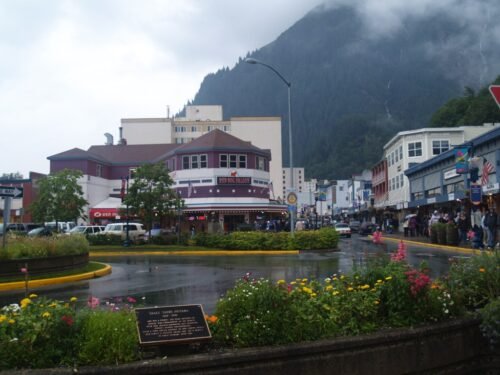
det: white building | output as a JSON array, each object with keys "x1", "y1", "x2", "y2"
[
  {"x1": 282, "y1": 167, "x2": 305, "y2": 198},
  {"x1": 334, "y1": 180, "x2": 350, "y2": 214},
  {"x1": 120, "y1": 105, "x2": 284, "y2": 200},
  {"x1": 384, "y1": 124, "x2": 500, "y2": 210}
]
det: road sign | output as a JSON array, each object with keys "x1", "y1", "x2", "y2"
[
  {"x1": 0, "y1": 186, "x2": 23, "y2": 198},
  {"x1": 287, "y1": 192, "x2": 297, "y2": 205},
  {"x1": 489, "y1": 85, "x2": 500, "y2": 109}
]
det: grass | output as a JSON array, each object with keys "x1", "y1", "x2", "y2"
[{"x1": 0, "y1": 261, "x2": 106, "y2": 283}]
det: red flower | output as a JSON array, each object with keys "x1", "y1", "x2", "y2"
[
  {"x1": 61, "y1": 315, "x2": 74, "y2": 326},
  {"x1": 127, "y1": 296, "x2": 137, "y2": 304}
]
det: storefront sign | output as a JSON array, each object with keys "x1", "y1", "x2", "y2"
[
  {"x1": 90, "y1": 208, "x2": 118, "y2": 219},
  {"x1": 470, "y1": 183, "x2": 482, "y2": 205},
  {"x1": 454, "y1": 147, "x2": 471, "y2": 174},
  {"x1": 483, "y1": 182, "x2": 499, "y2": 193},
  {"x1": 217, "y1": 176, "x2": 251, "y2": 185}
]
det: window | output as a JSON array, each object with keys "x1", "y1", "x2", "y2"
[
  {"x1": 220, "y1": 154, "x2": 228, "y2": 168},
  {"x1": 191, "y1": 155, "x2": 198, "y2": 169},
  {"x1": 229, "y1": 154, "x2": 237, "y2": 168},
  {"x1": 238, "y1": 155, "x2": 247, "y2": 168},
  {"x1": 191, "y1": 126, "x2": 197, "y2": 132},
  {"x1": 395, "y1": 150, "x2": 399, "y2": 162},
  {"x1": 408, "y1": 142, "x2": 422, "y2": 157},
  {"x1": 208, "y1": 126, "x2": 213, "y2": 131},
  {"x1": 387, "y1": 155, "x2": 391, "y2": 167},
  {"x1": 96, "y1": 164, "x2": 102, "y2": 177},
  {"x1": 182, "y1": 156, "x2": 190, "y2": 169},
  {"x1": 391, "y1": 152, "x2": 395, "y2": 165},
  {"x1": 400, "y1": 174, "x2": 404, "y2": 187},
  {"x1": 200, "y1": 154, "x2": 207, "y2": 168},
  {"x1": 412, "y1": 192, "x2": 424, "y2": 200},
  {"x1": 339, "y1": 186, "x2": 343, "y2": 191},
  {"x1": 256, "y1": 156, "x2": 265, "y2": 171},
  {"x1": 432, "y1": 140, "x2": 449, "y2": 155},
  {"x1": 223, "y1": 125, "x2": 229, "y2": 132},
  {"x1": 426, "y1": 187, "x2": 441, "y2": 198},
  {"x1": 396, "y1": 176, "x2": 400, "y2": 189},
  {"x1": 399, "y1": 146, "x2": 403, "y2": 160}
]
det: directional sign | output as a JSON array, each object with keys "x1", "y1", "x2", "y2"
[
  {"x1": 489, "y1": 85, "x2": 500, "y2": 109},
  {"x1": 0, "y1": 186, "x2": 23, "y2": 198}
]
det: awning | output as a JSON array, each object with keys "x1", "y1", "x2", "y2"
[
  {"x1": 90, "y1": 197, "x2": 124, "y2": 219},
  {"x1": 182, "y1": 205, "x2": 288, "y2": 214}
]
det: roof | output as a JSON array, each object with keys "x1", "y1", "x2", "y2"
[
  {"x1": 383, "y1": 127, "x2": 465, "y2": 150},
  {"x1": 167, "y1": 129, "x2": 271, "y2": 157},
  {"x1": 48, "y1": 144, "x2": 180, "y2": 165}
]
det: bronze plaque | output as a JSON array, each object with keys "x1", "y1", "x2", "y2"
[{"x1": 135, "y1": 304, "x2": 212, "y2": 345}]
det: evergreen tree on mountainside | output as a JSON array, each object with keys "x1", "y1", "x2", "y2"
[
  {"x1": 430, "y1": 76, "x2": 500, "y2": 127},
  {"x1": 187, "y1": 2, "x2": 500, "y2": 179}
]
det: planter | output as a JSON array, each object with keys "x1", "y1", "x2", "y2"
[
  {"x1": 436, "y1": 223, "x2": 447, "y2": 244},
  {"x1": 430, "y1": 224, "x2": 438, "y2": 243},
  {"x1": 10, "y1": 318, "x2": 498, "y2": 375},
  {"x1": 0, "y1": 253, "x2": 89, "y2": 278}
]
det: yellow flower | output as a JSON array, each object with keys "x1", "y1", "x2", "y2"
[
  {"x1": 332, "y1": 291, "x2": 340, "y2": 296},
  {"x1": 302, "y1": 287, "x2": 313, "y2": 294},
  {"x1": 360, "y1": 284, "x2": 370, "y2": 290},
  {"x1": 325, "y1": 285, "x2": 333, "y2": 291},
  {"x1": 70, "y1": 297, "x2": 78, "y2": 302},
  {"x1": 290, "y1": 281, "x2": 297, "y2": 285},
  {"x1": 385, "y1": 276, "x2": 393, "y2": 281},
  {"x1": 277, "y1": 279, "x2": 286, "y2": 285},
  {"x1": 49, "y1": 303, "x2": 57, "y2": 308},
  {"x1": 8, "y1": 319, "x2": 15, "y2": 324},
  {"x1": 302, "y1": 278, "x2": 308, "y2": 282},
  {"x1": 332, "y1": 277, "x2": 338, "y2": 281},
  {"x1": 374, "y1": 300, "x2": 380, "y2": 305},
  {"x1": 340, "y1": 275, "x2": 345, "y2": 280},
  {"x1": 0, "y1": 315, "x2": 7, "y2": 323},
  {"x1": 479, "y1": 268, "x2": 486, "y2": 273},
  {"x1": 42, "y1": 312, "x2": 51, "y2": 318},
  {"x1": 20, "y1": 298, "x2": 31, "y2": 309},
  {"x1": 311, "y1": 293, "x2": 317, "y2": 298},
  {"x1": 376, "y1": 279, "x2": 382, "y2": 284},
  {"x1": 347, "y1": 287, "x2": 354, "y2": 292},
  {"x1": 29, "y1": 293, "x2": 38, "y2": 299}
]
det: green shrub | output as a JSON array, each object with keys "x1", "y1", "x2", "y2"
[
  {"x1": 479, "y1": 297, "x2": 500, "y2": 348},
  {"x1": 87, "y1": 234, "x2": 123, "y2": 246},
  {"x1": 445, "y1": 223, "x2": 459, "y2": 246},
  {"x1": 77, "y1": 309, "x2": 139, "y2": 365},
  {"x1": 0, "y1": 235, "x2": 89, "y2": 260},
  {"x1": 446, "y1": 252, "x2": 500, "y2": 309},
  {"x1": 193, "y1": 228, "x2": 338, "y2": 250}
]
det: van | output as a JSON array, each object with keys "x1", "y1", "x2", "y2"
[
  {"x1": 103, "y1": 223, "x2": 146, "y2": 241},
  {"x1": 45, "y1": 222, "x2": 76, "y2": 233}
]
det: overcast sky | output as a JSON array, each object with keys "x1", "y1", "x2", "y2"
[
  {"x1": 1, "y1": 0, "x2": 497, "y2": 178},
  {"x1": 0, "y1": 0, "x2": 323, "y2": 177}
]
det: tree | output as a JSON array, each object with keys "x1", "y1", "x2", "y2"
[
  {"x1": 30, "y1": 169, "x2": 88, "y2": 227},
  {"x1": 1, "y1": 172, "x2": 23, "y2": 180},
  {"x1": 123, "y1": 162, "x2": 179, "y2": 237}
]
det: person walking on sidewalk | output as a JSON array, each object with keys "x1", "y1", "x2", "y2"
[{"x1": 484, "y1": 209, "x2": 497, "y2": 249}]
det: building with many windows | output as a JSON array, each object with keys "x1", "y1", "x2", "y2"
[
  {"x1": 384, "y1": 124, "x2": 499, "y2": 210},
  {"x1": 120, "y1": 105, "x2": 284, "y2": 200},
  {"x1": 48, "y1": 129, "x2": 286, "y2": 231},
  {"x1": 282, "y1": 167, "x2": 305, "y2": 198}
]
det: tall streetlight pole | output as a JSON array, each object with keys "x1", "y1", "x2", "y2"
[{"x1": 245, "y1": 57, "x2": 295, "y2": 235}]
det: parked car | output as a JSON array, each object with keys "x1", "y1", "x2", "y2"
[
  {"x1": 0, "y1": 223, "x2": 41, "y2": 235},
  {"x1": 144, "y1": 228, "x2": 173, "y2": 242},
  {"x1": 45, "y1": 222, "x2": 76, "y2": 233},
  {"x1": 27, "y1": 227, "x2": 53, "y2": 237},
  {"x1": 348, "y1": 220, "x2": 361, "y2": 232},
  {"x1": 102, "y1": 223, "x2": 146, "y2": 241},
  {"x1": 334, "y1": 223, "x2": 351, "y2": 238},
  {"x1": 68, "y1": 225, "x2": 105, "y2": 236}
]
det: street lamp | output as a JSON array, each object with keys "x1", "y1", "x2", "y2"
[{"x1": 245, "y1": 57, "x2": 295, "y2": 235}]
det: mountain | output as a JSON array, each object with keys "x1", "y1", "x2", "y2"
[{"x1": 188, "y1": 1, "x2": 500, "y2": 179}]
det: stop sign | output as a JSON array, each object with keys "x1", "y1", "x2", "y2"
[{"x1": 489, "y1": 85, "x2": 500, "y2": 109}]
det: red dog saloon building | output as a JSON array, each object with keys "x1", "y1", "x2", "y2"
[{"x1": 48, "y1": 129, "x2": 286, "y2": 232}]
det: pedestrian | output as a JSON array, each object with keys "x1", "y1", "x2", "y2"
[
  {"x1": 457, "y1": 213, "x2": 468, "y2": 245},
  {"x1": 484, "y1": 209, "x2": 497, "y2": 249},
  {"x1": 409, "y1": 216, "x2": 417, "y2": 237},
  {"x1": 190, "y1": 224, "x2": 195, "y2": 238},
  {"x1": 471, "y1": 225, "x2": 485, "y2": 250}
]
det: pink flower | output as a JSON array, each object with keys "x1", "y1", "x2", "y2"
[
  {"x1": 127, "y1": 296, "x2": 137, "y2": 304},
  {"x1": 391, "y1": 241, "x2": 407, "y2": 262},
  {"x1": 87, "y1": 296, "x2": 100, "y2": 309},
  {"x1": 20, "y1": 268, "x2": 27, "y2": 273}
]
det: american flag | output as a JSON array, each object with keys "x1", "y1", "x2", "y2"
[{"x1": 481, "y1": 158, "x2": 495, "y2": 185}]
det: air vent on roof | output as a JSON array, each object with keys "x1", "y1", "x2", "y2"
[{"x1": 104, "y1": 133, "x2": 114, "y2": 145}]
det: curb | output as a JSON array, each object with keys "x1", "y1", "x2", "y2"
[
  {"x1": 0, "y1": 262, "x2": 112, "y2": 291},
  {"x1": 90, "y1": 250, "x2": 300, "y2": 256},
  {"x1": 372, "y1": 235, "x2": 480, "y2": 255}
]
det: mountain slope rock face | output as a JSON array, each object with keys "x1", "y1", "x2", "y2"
[{"x1": 190, "y1": 1, "x2": 500, "y2": 179}]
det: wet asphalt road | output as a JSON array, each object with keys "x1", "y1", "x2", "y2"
[{"x1": 0, "y1": 235, "x2": 469, "y2": 313}]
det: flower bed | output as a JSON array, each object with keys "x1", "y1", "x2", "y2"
[{"x1": 0, "y1": 241, "x2": 498, "y2": 371}]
